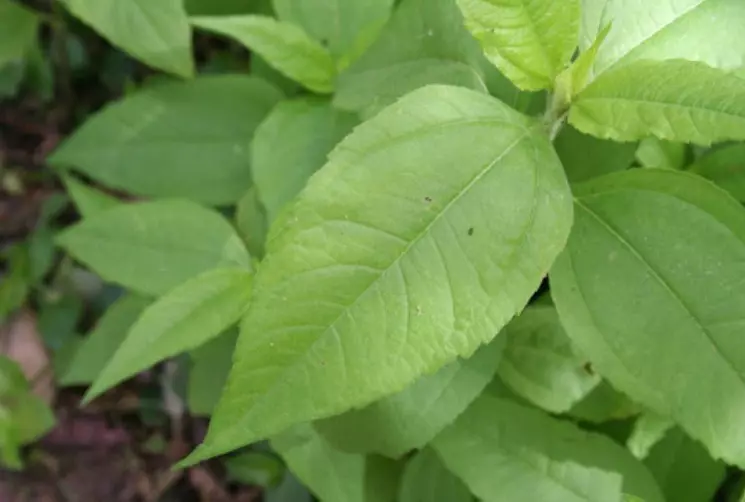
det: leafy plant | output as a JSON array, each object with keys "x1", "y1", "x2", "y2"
[{"x1": 5, "y1": 0, "x2": 745, "y2": 499}]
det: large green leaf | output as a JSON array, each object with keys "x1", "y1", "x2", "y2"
[
  {"x1": 59, "y1": 0, "x2": 193, "y2": 77},
  {"x1": 271, "y1": 424, "x2": 399, "y2": 502},
  {"x1": 191, "y1": 16, "x2": 336, "y2": 93},
  {"x1": 272, "y1": 0, "x2": 394, "y2": 61},
  {"x1": 433, "y1": 394, "x2": 664, "y2": 502},
  {"x1": 399, "y1": 449, "x2": 472, "y2": 502},
  {"x1": 550, "y1": 168, "x2": 745, "y2": 467},
  {"x1": 334, "y1": 0, "x2": 490, "y2": 115},
  {"x1": 187, "y1": 330, "x2": 238, "y2": 416},
  {"x1": 498, "y1": 304, "x2": 600, "y2": 413},
  {"x1": 252, "y1": 98, "x2": 358, "y2": 222},
  {"x1": 570, "y1": 59, "x2": 745, "y2": 145},
  {"x1": 182, "y1": 85, "x2": 573, "y2": 463},
  {"x1": 57, "y1": 200, "x2": 250, "y2": 296},
  {"x1": 689, "y1": 144, "x2": 745, "y2": 201},
  {"x1": 644, "y1": 427, "x2": 726, "y2": 502},
  {"x1": 60, "y1": 294, "x2": 151, "y2": 386},
  {"x1": 50, "y1": 76, "x2": 281, "y2": 205},
  {"x1": 554, "y1": 125, "x2": 636, "y2": 183},
  {"x1": 456, "y1": 0, "x2": 580, "y2": 90},
  {"x1": 61, "y1": 175, "x2": 121, "y2": 218},
  {"x1": 316, "y1": 337, "x2": 504, "y2": 458},
  {"x1": 586, "y1": 0, "x2": 745, "y2": 76},
  {"x1": 85, "y1": 268, "x2": 252, "y2": 401},
  {"x1": 0, "y1": 0, "x2": 38, "y2": 67}
]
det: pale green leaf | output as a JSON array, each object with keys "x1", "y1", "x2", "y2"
[
  {"x1": 188, "y1": 330, "x2": 238, "y2": 416},
  {"x1": 550, "y1": 168, "x2": 745, "y2": 467},
  {"x1": 0, "y1": 0, "x2": 38, "y2": 66},
  {"x1": 272, "y1": 0, "x2": 394, "y2": 60},
  {"x1": 60, "y1": 294, "x2": 151, "y2": 386},
  {"x1": 645, "y1": 427, "x2": 726, "y2": 502},
  {"x1": 252, "y1": 98, "x2": 358, "y2": 222},
  {"x1": 570, "y1": 60, "x2": 745, "y2": 145},
  {"x1": 191, "y1": 16, "x2": 336, "y2": 93},
  {"x1": 433, "y1": 394, "x2": 664, "y2": 502},
  {"x1": 235, "y1": 188, "x2": 268, "y2": 259},
  {"x1": 271, "y1": 424, "x2": 399, "y2": 502},
  {"x1": 50, "y1": 76, "x2": 282, "y2": 205},
  {"x1": 554, "y1": 125, "x2": 636, "y2": 183},
  {"x1": 456, "y1": 0, "x2": 580, "y2": 90},
  {"x1": 579, "y1": 0, "x2": 608, "y2": 51},
  {"x1": 399, "y1": 449, "x2": 473, "y2": 502},
  {"x1": 85, "y1": 268, "x2": 253, "y2": 401},
  {"x1": 334, "y1": 0, "x2": 490, "y2": 114},
  {"x1": 588, "y1": 0, "x2": 745, "y2": 76},
  {"x1": 59, "y1": 0, "x2": 193, "y2": 77},
  {"x1": 183, "y1": 85, "x2": 573, "y2": 463},
  {"x1": 57, "y1": 200, "x2": 250, "y2": 296},
  {"x1": 627, "y1": 413, "x2": 674, "y2": 459},
  {"x1": 689, "y1": 144, "x2": 745, "y2": 201},
  {"x1": 636, "y1": 139, "x2": 687, "y2": 170},
  {"x1": 498, "y1": 304, "x2": 600, "y2": 413},
  {"x1": 562, "y1": 22, "x2": 611, "y2": 97},
  {"x1": 61, "y1": 175, "x2": 121, "y2": 218},
  {"x1": 316, "y1": 337, "x2": 504, "y2": 458}
]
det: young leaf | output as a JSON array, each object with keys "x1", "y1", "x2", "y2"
[
  {"x1": 399, "y1": 449, "x2": 473, "y2": 502},
  {"x1": 60, "y1": 175, "x2": 121, "y2": 218},
  {"x1": 433, "y1": 394, "x2": 664, "y2": 502},
  {"x1": 57, "y1": 200, "x2": 250, "y2": 296},
  {"x1": 49, "y1": 76, "x2": 282, "y2": 205},
  {"x1": 316, "y1": 337, "x2": 504, "y2": 458},
  {"x1": 456, "y1": 0, "x2": 580, "y2": 90},
  {"x1": 183, "y1": 84, "x2": 573, "y2": 463},
  {"x1": 251, "y1": 98, "x2": 358, "y2": 222},
  {"x1": 191, "y1": 16, "x2": 336, "y2": 93},
  {"x1": 550, "y1": 168, "x2": 745, "y2": 467},
  {"x1": 188, "y1": 330, "x2": 238, "y2": 416},
  {"x1": 569, "y1": 59, "x2": 745, "y2": 145},
  {"x1": 689, "y1": 144, "x2": 745, "y2": 201},
  {"x1": 59, "y1": 0, "x2": 193, "y2": 77},
  {"x1": 586, "y1": 0, "x2": 745, "y2": 76},
  {"x1": 85, "y1": 268, "x2": 253, "y2": 402},
  {"x1": 553, "y1": 125, "x2": 636, "y2": 183},
  {"x1": 0, "y1": 0, "x2": 38, "y2": 66},
  {"x1": 498, "y1": 304, "x2": 600, "y2": 413},
  {"x1": 271, "y1": 424, "x2": 399, "y2": 502},
  {"x1": 644, "y1": 427, "x2": 726, "y2": 502},
  {"x1": 60, "y1": 294, "x2": 151, "y2": 386},
  {"x1": 272, "y1": 0, "x2": 394, "y2": 61}
]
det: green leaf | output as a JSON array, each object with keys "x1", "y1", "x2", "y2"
[
  {"x1": 224, "y1": 451, "x2": 284, "y2": 487},
  {"x1": 636, "y1": 139, "x2": 687, "y2": 170},
  {"x1": 586, "y1": 0, "x2": 745, "y2": 76},
  {"x1": 60, "y1": 294, "x2": 151, "y2": 386},
  {"x1": 265, "y1": 472, "x2": 312, "y2": 502},
  {"x1": 183, "y1": 84, "x2": 573, "y2": 463},
  {"x1": 0, "y1": 245, "x2": 30, "y2": 322},
  {"x1": 433, "y1": 394, "x2": 664, "y2": 502},
  {"x1": 334, "y1": 0, "x2": 489, "y2": 115},
  {"x1": 85, "y1": 267, "x2": 253, "y2": 402},
  {"x1": 188, "y1": 330, "x2": 238, "y2": 416},
  {"x1": 59, "y1": 0, "x2": 193, "y2": 77},
  {"x1": 498, "y1": 304, "x2": 600, "y2": 413},
  {"x1": 689, "y1": 144, "x2": 745, "y2": 201},
  {"x1": 191, "y1": 16, "x2": 336, "y2": 93},
  {"x1": 272, "y1": 0, "x2": 394, "y2": 61},
  {"x1": 0, "y1": 0, "x2": 38, "y2": 67},
  {"x1": 554, "y1": 125, "x2": 636, "y2": 183},
  {"x1": 50, "y1": 76, "x2": 282, "y2": 205},
  {"x1": 561, "y1": 22, "x2": 611, "y2": 97},
  {"x1": 252, "y1": 98, "x2": 358, "y2": 222},
  {"x1": 627, "y1": 413, "x2": 674, "y2": 459},
  {"x1": 235, "y1": 188, "x2": 268, "y2": 259},
  {"x1": 399, "y1": 449, "x2": 473, "y2": 502},
  {"x1": 271, "y1": 424, "x2": 399, "y2": 502},
  {"x1": 185, "y1": 0, "x2": 255, "y2": 15},
  {"x1": 0, "y1": 356, "x2": 28, "y2": 397},
  {"x1": 550, "y1": 168, "x2": 745, "y2": 467},
  {"x1": 316, "y1": 337, "x2": 504, "y2": 458},
  {"x1": 12, "y1": 394, "x2": 55, "y2": 444},
  {"x1": 61, "y1": 175, "x2": 121, "y2": 218},
  {"x1": 644, "y1": 427, "x2": 726, "y2": 502},
  {"x1": 57, "y1": 200, "x2": 250, "y2": 296},
  {"x1": 456, "y1": 0, "x2": 580, "y2": 90},
  {"x1": 567, "y1": 381, "x2": 639, "y2": 424},
  {"x1": 570, "y1": 60, "x2": 745, "y2": 145}
]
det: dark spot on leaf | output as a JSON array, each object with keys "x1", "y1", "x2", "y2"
[
  {"x1": 583, "y1": 362, "x2": 594, "y2": 375},
  {"x1": 424, "y1": 196, "x2": 432, "y2": 203},
  {"x1": 468, "y1": 227, "x2": 474, "y2": 236}
]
